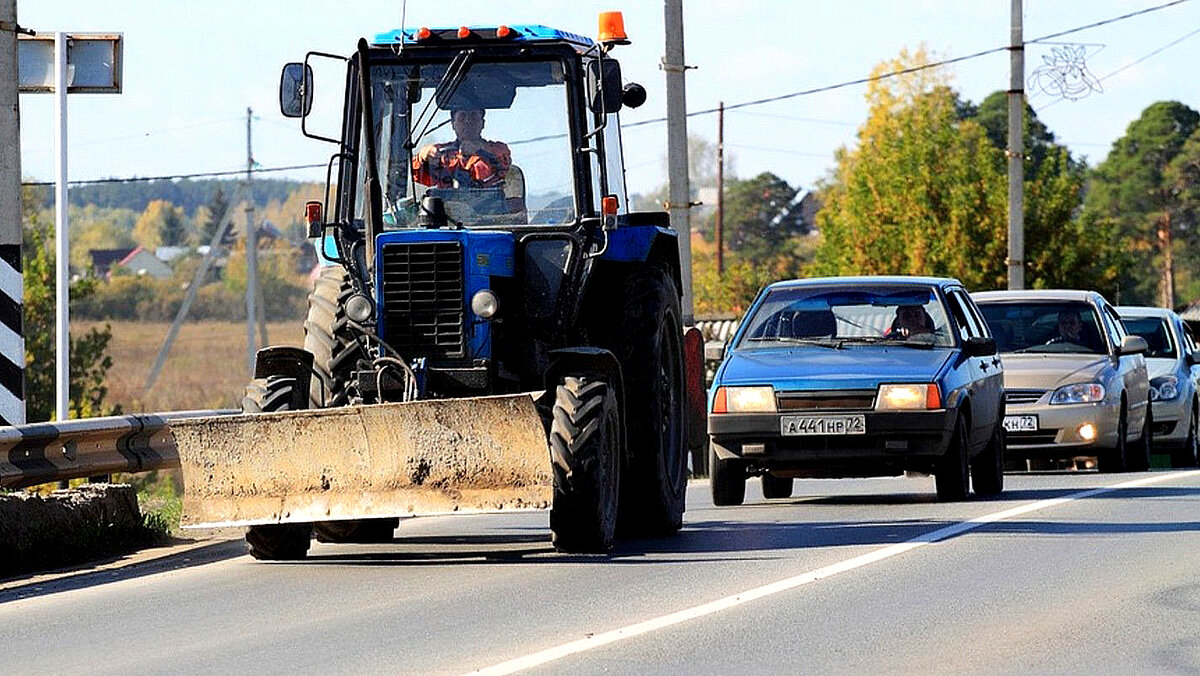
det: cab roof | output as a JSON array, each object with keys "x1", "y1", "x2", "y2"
[{"x1": 373, "y1": 25, "x2": 595, "y2": 51}]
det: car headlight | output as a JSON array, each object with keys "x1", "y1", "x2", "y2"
[
  {"x1": 876, "y1": 383, "x2": 941, "y2": 411},
  {"x1": 1150, "y1": 375, "x2": 1180, "y2": 401},
  {"x1": 1049, "y1": 383, "x2": 1105, "y2": 405},
  {"x1": 713, "y1": 386, "x2": 777, "y2": 413}
]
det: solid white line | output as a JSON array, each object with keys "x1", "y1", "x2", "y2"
[{"x1": 469, "y1": 470, "x2": 1200, "y2": 675}]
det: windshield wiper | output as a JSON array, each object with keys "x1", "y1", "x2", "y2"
[
  {"x1": 746, "y1": 337, "x2": 842, "y2": 349},
  {"x1": 408, "y1": 49, "x2": 475, "y2": 151}
]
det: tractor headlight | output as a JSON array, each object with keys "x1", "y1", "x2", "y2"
[
  {"x1": 345, "y1": 293, "x2": 374, "y2": 323},
  {"x1": 1049, "y1": 383, "x2": 1105, "y2": 405},
  {"x1": 1150, "y1": 375, "x2": 1179, "y2": 401},
  {"x1": 471, "y1": 289, "x2": 499, "y2": 319}
]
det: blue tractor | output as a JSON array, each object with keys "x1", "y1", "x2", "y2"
[{"x1": 233, "y1": 16, "x2": 704, "y2": 559}]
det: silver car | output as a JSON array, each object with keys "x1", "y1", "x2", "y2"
[
  {"x1": 973, "y1": 290, "x2": 1151, "y2": 472},
  {"x1": 1117, "y1": 306, "x2": 1200, "y2": 468}
]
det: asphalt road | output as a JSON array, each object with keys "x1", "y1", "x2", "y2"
[{"x1": 5, "y1": 469, "x2": 1200, "y2": 675}]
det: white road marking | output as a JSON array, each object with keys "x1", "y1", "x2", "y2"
[{"x1": 469, "y1": 470, "x2": 1200, "y2": 675}]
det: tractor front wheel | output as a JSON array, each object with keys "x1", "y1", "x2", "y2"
[
  {"x1": 242, "y1": 375, "x2": 313, "y2": 561},
  {"x1": 549, "y1": 376, "x2": 620, "y2": 553}
]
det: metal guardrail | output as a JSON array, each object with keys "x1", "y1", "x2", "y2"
[{"x1": 1, "y1": 410, "x2": 238, "y2": 490}]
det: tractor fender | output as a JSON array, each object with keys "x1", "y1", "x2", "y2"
[
  {"x1": 545, "y1": 347, "x2": 627, "y2": 461},
  {"x1": 599, "y1": 224, "x2": 682, "y2": 297}
]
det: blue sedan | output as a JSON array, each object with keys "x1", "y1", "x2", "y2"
[{"x1": 708, "y1": 276, "x2": 1005, "y2": 505}]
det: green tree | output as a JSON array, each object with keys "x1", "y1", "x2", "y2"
[
  {"x1": 1164, "y1": 129, "x2": 1200, "y2": 304},
  {"x1": 132, "y1": 199, "x2": 186, "y2": 250},
  {"x1": 721, "y1": 172, "x2": 803, "y2": 264},
  {"x1": 1082, "y1": 101, "x2": 1200, "y2": 305},
  {"x1": 814, "y1": 48, "x2": 1008, "y2": 290},
  {"x1": 199, "y1": 186, "x2": 230, "y2": 245},
  {"x1": 21, "y1": 186, "x2": 119, "y2": 421}
]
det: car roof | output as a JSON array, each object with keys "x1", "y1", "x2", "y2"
[
  {"x1": 1116, "y1": 306, "x2": 1177, "y2": 319},
  {"x1": 767, "y1": 275, "x2": 962, "y2": 290},
  {"x1": 972, "y1": 289, "x2": 1100, "y2": 303}
]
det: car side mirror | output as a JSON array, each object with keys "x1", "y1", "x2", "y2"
[
  {"x1": 1187, "y1": 350, "x2": 1200, "y2": 367},
  {"x1": 704, "y1": 341, "x2": 727, "y2": 362},
  {"x1": 280, "y1": 62, "x2": 313, "y2": 118},
  {"x1": 965, "y1": 336, "x2": 997, "y2": 357},
  {"x1": 1120, "y1": 335, "x2": 1148, "y2": 356}
]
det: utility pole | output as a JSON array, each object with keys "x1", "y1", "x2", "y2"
[
  {"x1": 0, "y1": 0, "x2": 25, "y2": 425},
  {"x1": 663, "y1": 0, "x2": 693, "y2": 324},
  {"x1": 1007, "y1": 0, "x2": 1025, "y2": 290},
  {"x1": 244, "y1": 106, "x2": 259, "y2": 376},
  {"x1": 716, "y1": 100, "x2": 724, "y2": 276}
]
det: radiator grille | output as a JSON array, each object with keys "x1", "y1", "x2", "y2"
[
  {"x1": 380, "y1": 242, "x2": 465, "y2": 360},
  {"x1": 777, "y1": 390, "x2": 876, "y2": 411},
  {"x1": 1005, "y1": 389, "x2": 1046, "y2": 405}
]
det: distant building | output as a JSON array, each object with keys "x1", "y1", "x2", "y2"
[
  {"x1": 155, "y1": 245, "x2": 189, "y2": 263},
  {"x1": 111, "y1": 246, "x2": 172, "y2": 280},
  {"x1": 88, "y1": 247, "x2": 137, "y2": 278}
]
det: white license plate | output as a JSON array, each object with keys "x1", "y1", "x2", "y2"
[
  {"x1": 1003, "y1": 415, "x2": 1038, "y2": 432},
  {"x1": 781, "y1": 414, "x2": 866, "y2": 436}
]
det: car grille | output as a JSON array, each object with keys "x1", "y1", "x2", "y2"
[
  {"x1": 1006, "y1": 430, "x2": 1058, "y2": 445},
  {"x1": 379, "y1": 242, "x2": 465, "y2": 360},
  {"x1": 777, "y1": 390, "x2": 876, "y2": 411},
  {"x1": 1005, "y1": 388, "x2": 1046, "y2": 405}
]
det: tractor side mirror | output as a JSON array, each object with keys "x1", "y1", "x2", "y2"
[
  {"x1": 587, "y1": 59, "x2": 623, "y2": 114},
  {"x1": 704, "y1": 341, "x2": 727, "y2": 362},
  {"x1": 280, "y1": 62, "x2": 314, "y2": 118}
]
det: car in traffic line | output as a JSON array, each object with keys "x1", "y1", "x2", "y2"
[
  {"x1": 973, "y1": 290, "x2": 1151, "y2": 473},
  {"x1": 707, "y1": 276, "x2": 1006, "y2": 505},
  {"x1": 1117, "y1": 306, "x2": 1200, "y2": 468}
]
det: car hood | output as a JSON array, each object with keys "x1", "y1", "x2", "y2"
[
  {"x1": 719, "y1": 346, "x2": 954, "y2": 391},
  {"x1": 998, "y1": 353, "x2": 1111, "y2": 390},
  {"x1": 1145, "y1": 357, "x2": 1181, "y2": 380}
]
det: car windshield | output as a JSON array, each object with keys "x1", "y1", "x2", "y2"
[
  {"x1": 736, "y1": 285, "x2": 955, "y2": 349},
  {"x1": 1121, "y1": 316, "x2": 1177, "y2": 358},
  {"x1": 356, "y1": 58, "x2": 576, "y2": 229},
  {"x1": 976, "y1": 301, "x2": 1107, "y2": 355}
]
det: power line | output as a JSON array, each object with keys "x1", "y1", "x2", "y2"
[
  {"x1": 20, "y1": 162, "x2": 327, "y2": 188},
  {"x1": 625, "y1": 0, "x2": 1194, "y2": 130}
]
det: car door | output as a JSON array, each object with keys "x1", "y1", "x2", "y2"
[
  {"x1": 1179, "y1": 320, "x2": 1200, "y2": 413},
  {"x1": 1103, "y1": 301, "x2": 1149, "y2": 436},
  {"x1": 945, "y1": 287, "x2": 1002, "y2": 448}
]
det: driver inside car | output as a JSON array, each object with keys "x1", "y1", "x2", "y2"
[
  {"x1": 412, "y1": 108, "x2": 525, "y2": 215},
  {"x1": 887, "y1": 304, "x2": 935, "y2": 338}
]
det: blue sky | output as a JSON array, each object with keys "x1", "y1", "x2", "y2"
[{"x1": 16, "y1": 1, "x2": 1200, "y2": 199}]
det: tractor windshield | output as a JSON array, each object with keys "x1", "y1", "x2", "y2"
[{"x1": 356, "y1": 57, "x2": 577, "y2": 228}]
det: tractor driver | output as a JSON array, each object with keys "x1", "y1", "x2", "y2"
[{"x1": 412, "y1": 108, "x2": 525, "y2": 215}]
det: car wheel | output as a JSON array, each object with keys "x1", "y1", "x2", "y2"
[
  {"x1": 1097, "y1": 406, "x2": 1128, "y2": 474},
  {"x1": 1127, "y1": 406, "x2": 1153, "y2": 472},
  {"x1": 970, "y1": 422, "x2": 1005, "y2": 497},
  {"x1": 761, "y1": 473, "x2": 794, "y2": 500},
  {"x1": 935, "y1": 415, "x2": 970, "y2": 501},
  {"x1": 710, "y1": 442, "x2": 746, "y2": 506},
  {"x1": 1171, "y1": 405, "x2": 1200, "y2": 469}
]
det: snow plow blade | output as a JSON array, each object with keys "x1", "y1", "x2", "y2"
[{"x1": 174, "y1": 394, "x2": 551, "y2": 528}]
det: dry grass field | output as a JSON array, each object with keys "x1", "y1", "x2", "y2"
[{"x1": 75, "y1": 320, "x2": 306, "y2": 413}]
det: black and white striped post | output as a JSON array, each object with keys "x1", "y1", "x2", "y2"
[{"x1": 0, "y1": 0, "x2": 26, "y2": 426}]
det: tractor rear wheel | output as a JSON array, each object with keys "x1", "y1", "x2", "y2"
[
  {"x1": 549, "y1": 376, "x2": 620, "y2": 553},
  {"x1": 242, "y1": 376, "x2": 312, "y2": 561},
  {"x1": 304, "y1": 265, "x2": 398, "y2": 542},
  {"x1": 595, "y1": 266, "x2": 687, "y2": 536}
]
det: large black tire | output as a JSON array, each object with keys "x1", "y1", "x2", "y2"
[
  {"x1": 1098, "y1": 406, "x2": 1128, "y2": 473},
  {"x1": 549, "y1": 377, "x2": 620, "y2": 553},
  {"x1": 1127, "y1": 406, "x2": 1153, "y2": 472},
  {"x1": 592, "y1": 266, "x2": 687, "y2": 536},
  {"x1": 242, "y1": 376, "x2": 313, "y2": 561},
  {"x1": 709, "y1": 442, "x2": 746, "y2": 506},
  {"x1": 971, "y1": 422, "x2": 1005, "y2": 497},
  {"x1": 1172, "y1": 404, "x2": 1199, "y2": 468},
  {"x1": 304, "y1": 265, "x2": 366, "y2": 408},
  {"x1": 303, "y1": 266, "x2": 398, "y2": 542},
  {"x1": 761, "y1": 473, "x2": 794, "y2": 500},
  {"x1": 935, "y1": 415, "x2": 970, "y2": 501}
]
